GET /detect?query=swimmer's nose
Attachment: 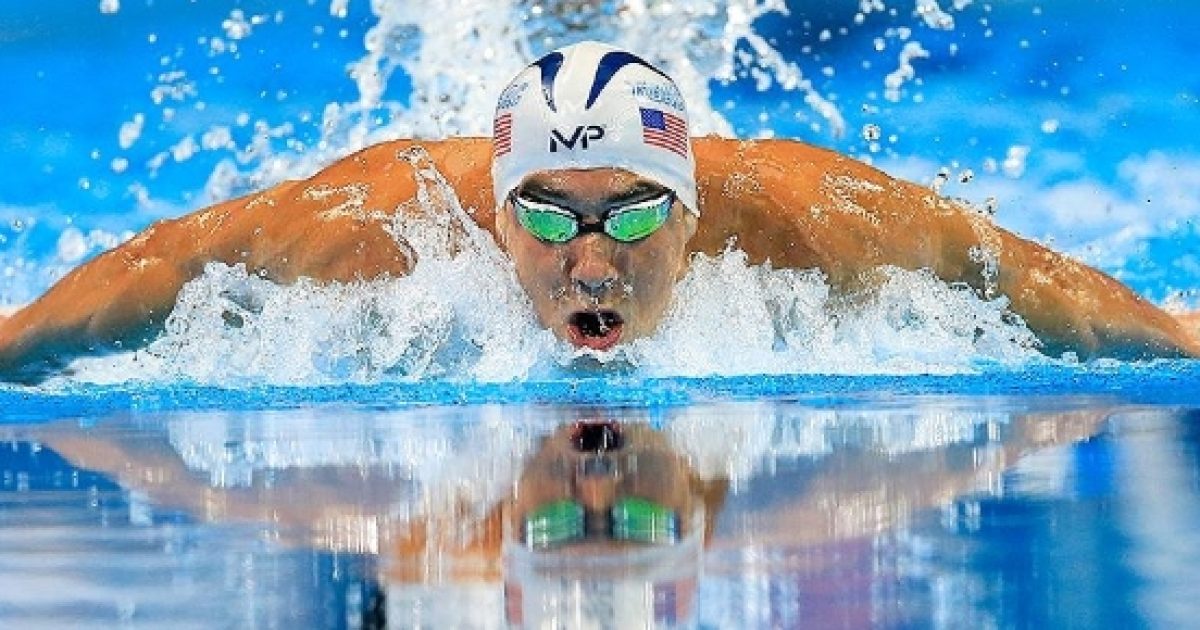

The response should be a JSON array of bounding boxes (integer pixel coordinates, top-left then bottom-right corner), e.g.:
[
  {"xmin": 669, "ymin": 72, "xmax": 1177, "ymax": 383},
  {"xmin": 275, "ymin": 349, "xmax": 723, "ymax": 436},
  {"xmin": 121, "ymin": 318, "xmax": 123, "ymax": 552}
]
[
  {"xmin": 570, "ymin": 422, "xmax": 623, "ymax": 527},
  {"xmin": 576, "ymin": 455, "xmax": 619, "ymax": 524},
  {"xmin": 568, "ymin": 239, "xmax": 620, "ymax": 298}
]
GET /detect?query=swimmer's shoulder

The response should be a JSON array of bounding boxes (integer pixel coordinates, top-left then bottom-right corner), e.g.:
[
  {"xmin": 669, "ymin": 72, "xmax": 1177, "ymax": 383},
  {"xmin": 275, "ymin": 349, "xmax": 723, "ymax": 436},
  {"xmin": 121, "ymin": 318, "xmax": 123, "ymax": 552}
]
[
  {"xmin": 691, "ymin": 137, "xmax": 912, "ymax": 194},
  {"xmin": 273, "ymin": 137, "xmax": 495, "ymax": 214}
]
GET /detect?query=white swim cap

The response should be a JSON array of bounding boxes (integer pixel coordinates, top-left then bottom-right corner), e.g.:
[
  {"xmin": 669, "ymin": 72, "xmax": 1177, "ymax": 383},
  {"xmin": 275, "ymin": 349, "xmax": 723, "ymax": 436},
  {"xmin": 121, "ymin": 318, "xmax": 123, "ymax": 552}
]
[{"xmin": 491, "ymin": 41, "xmax": 699, "ymax": 215}]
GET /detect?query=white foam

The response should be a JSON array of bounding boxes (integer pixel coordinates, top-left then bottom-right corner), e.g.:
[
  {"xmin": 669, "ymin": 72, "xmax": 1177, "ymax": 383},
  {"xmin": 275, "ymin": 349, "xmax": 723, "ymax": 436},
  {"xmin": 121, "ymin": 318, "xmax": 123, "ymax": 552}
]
[{"xmin": 61, "ymin": 164, "xmax": 1040, "ymax": 386}]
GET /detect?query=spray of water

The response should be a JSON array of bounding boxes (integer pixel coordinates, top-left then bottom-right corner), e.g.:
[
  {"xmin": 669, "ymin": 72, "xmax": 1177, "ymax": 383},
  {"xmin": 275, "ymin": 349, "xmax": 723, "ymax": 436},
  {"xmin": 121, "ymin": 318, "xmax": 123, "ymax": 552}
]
[
  {"xmin": 191, "ymin": 0, "xmax": 972, "ymax": 199},
  {"xmin": 61, "ymin": 153, "xmax": 1040, "ymax": 386},
  {"xmin": 49, "ymin": 0, "xmax": 1025, "ymax": 385}
]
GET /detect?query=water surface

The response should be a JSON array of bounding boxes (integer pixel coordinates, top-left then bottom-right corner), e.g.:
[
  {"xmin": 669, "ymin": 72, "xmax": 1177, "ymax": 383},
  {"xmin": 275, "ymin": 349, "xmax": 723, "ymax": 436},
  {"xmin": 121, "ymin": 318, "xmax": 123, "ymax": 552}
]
[{"xmin": 2, "ymin": 386, "xmax": 1198, "ymax": 628}]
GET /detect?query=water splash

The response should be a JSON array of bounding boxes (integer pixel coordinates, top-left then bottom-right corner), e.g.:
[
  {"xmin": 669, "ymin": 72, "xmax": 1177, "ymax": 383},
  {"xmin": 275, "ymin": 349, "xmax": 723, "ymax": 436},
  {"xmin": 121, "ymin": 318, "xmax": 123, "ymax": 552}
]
[
  {"xmin": 65, "ymin": 250, "xmax": 1040, "ymax": 382},
  {"xmin": 5, "ymin": 0, "xmax": 986, "ymax": 306},
  {"xmin": 61, "ymin": 165, "xmax": 1040, "ymax": 386},
  {"xmin": 19, "ymin": 0, "xmax": 1054, "ymax": 385},
  {"xmin": 163, "ymin": 0, "xmax": 973, "ymax": 203}
]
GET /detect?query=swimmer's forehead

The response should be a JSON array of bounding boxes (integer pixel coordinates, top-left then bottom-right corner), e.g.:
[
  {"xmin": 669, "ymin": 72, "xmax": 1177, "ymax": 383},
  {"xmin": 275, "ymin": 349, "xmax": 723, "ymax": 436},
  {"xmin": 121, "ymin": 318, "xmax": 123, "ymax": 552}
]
[{"xmin": 515, "ymin": 168, "xmax": 671, "ymax": 207}]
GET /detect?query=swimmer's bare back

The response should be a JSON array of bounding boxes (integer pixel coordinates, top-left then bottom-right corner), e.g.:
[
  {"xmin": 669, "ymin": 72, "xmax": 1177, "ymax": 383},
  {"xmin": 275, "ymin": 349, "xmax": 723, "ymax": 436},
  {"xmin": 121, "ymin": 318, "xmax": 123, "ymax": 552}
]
[{"xmin": 0, "ymin": 137, "xmax": 1196, "ymax": 381}]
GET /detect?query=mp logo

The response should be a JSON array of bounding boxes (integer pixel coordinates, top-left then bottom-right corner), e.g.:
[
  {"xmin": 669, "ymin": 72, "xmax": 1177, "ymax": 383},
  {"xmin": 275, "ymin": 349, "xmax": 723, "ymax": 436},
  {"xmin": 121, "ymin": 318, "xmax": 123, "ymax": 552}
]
[{"xmin": 549, "ymin": 125, "xmax": 605, "ymax": 152}]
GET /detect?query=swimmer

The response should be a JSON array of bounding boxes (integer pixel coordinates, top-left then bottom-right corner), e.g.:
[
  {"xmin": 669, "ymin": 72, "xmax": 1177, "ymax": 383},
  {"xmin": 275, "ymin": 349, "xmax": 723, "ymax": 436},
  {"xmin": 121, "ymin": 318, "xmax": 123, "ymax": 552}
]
[{"xmin": 0, "ymin": 41, "xmax": 1197, "ymax": 381}]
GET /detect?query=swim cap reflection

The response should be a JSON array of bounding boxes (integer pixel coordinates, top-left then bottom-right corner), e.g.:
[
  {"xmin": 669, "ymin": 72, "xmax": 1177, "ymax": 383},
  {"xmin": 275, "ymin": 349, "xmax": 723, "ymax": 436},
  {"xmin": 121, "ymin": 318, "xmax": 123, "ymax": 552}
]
[{"xmin": 491, "ymin": 41, "xmax": 699, "ymax": 216}]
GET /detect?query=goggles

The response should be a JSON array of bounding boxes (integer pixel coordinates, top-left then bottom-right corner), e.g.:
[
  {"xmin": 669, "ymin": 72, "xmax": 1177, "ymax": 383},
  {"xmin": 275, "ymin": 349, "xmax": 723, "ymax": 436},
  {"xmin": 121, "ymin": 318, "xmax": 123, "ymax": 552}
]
[
  {"xmin": 524, "ymin": 496, "xmax": 679, "ymax": 549},
  {"xmin": 511, "ymin": 191, "xmax": 675, "ymax": 243}
]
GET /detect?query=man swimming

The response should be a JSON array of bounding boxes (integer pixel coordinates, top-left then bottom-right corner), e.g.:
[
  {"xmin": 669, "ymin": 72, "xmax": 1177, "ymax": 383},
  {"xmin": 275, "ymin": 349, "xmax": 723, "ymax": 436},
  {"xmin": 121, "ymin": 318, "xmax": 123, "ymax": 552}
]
[{"xmin": 0, "ymin": 41, "xmax": 1196, "ymax": 381}]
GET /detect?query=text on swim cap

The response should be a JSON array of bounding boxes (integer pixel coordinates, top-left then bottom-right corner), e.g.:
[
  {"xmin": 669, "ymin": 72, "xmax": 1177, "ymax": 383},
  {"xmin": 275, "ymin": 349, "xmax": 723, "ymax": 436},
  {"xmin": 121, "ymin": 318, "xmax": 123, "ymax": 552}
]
[
  {"xmin": 549, "ymin": 125, "xmax": 605, "ymax": 152},
  {"xmin": 631, "ymin": 82, "xmax": 685, "ymax": 112},
  {"xmin": 497, "ymin": 81, "xmax": 530, "ymax": 110}
]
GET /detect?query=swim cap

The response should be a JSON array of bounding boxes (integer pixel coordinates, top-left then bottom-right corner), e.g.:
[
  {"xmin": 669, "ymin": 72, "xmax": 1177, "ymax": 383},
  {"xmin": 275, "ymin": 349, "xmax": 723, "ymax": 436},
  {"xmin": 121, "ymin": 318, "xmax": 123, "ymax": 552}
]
[{"xmin": 491, "ymin": 41, "xmax": 699, "ymax": 215}]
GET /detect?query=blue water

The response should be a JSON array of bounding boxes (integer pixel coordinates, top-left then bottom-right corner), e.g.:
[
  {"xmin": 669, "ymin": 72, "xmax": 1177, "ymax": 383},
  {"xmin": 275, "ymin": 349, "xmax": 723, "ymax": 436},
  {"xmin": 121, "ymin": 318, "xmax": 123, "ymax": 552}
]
[
  {"xmin": 1, "ymin": 0, "xmax": 1198, "ymax": 304},
  {"xmin": 2, "ymin": 362, "xmax": 1200, "ymax": 424},
  {"xmin": 2, "ymin": 395, "xmax": 1199, "ymax": 627},
  {"xmin": 3, "ymin": 1, "xmax": 1200, "ymax": 627}
]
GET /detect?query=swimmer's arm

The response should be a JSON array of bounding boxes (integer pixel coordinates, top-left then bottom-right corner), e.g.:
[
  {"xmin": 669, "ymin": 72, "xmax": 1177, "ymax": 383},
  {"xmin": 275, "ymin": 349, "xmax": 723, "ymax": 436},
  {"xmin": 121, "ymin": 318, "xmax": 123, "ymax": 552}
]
[
  {"xmin": 0, "ymin": 139, "xmax": 498, "ymax": 382},
  {"xmin": 0, "ymin": 182, "xmax": 412, "ymax": 381},
  {"xmin": 0, "ymin": 210, "xmax": 224, "ymax": 381},
  {"xmin": 0, "ymin": 190, "xmax": 282, "ymax": 380},
  {"xmin": 692, "ymin": 138, "xmax": 1200, "ymax": 359}
]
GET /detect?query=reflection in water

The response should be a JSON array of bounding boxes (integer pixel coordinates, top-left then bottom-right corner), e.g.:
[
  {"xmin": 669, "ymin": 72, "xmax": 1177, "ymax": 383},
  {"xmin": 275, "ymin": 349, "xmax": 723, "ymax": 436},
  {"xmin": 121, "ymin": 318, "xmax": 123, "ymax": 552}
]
[{"xmin": 0, "ymin": 399, "xmax": 1198, "ymax": 628}]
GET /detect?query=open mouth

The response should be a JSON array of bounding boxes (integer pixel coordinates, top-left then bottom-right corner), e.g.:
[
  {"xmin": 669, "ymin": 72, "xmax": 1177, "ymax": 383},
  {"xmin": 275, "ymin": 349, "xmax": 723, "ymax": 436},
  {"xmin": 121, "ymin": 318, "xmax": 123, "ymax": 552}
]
[{"xmin": 566, "ymin": 310, "xmax": 624, "ymax": 351}]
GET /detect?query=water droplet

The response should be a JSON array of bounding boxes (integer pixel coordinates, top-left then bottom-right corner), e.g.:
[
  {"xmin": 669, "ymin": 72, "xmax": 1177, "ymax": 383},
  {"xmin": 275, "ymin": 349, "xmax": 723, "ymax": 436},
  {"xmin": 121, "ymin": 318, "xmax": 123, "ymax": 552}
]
[{"xmin": 931, "ymin": 168, "xmax": 950, "ymax": 194}]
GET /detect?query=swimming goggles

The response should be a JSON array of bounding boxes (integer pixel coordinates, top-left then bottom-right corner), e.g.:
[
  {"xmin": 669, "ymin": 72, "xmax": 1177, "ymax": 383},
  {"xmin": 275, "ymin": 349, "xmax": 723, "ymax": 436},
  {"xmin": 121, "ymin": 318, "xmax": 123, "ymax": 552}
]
[
  {"xmin": 524, "ymin": 497, "xmax": 679, "ymax": 548},
  {"xmin": 511, "ymin": 190, "xmax": 675, "ymax": 243}
]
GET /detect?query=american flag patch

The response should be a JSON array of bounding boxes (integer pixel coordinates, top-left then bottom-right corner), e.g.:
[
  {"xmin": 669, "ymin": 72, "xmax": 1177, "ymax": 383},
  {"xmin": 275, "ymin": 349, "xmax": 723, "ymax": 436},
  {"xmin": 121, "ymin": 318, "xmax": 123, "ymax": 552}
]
[
  {"xmin": 493, "ymin": 112, "xmax": 513, "ymax": 156},
  {"xmin": 640, "ymin": 107, "xmax": 688, "ymax": 157}
]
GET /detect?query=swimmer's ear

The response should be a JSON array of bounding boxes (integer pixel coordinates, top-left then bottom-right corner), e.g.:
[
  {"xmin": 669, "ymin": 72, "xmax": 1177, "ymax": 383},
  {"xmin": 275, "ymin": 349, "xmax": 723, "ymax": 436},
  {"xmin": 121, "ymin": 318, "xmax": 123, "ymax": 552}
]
[
  {"xmin": 494, "ymin": 198, "xmax": 513, "ymax": 249},
  {"xmin": 681, "ymin": 208, "xmax": 698, "ymax": 240}
]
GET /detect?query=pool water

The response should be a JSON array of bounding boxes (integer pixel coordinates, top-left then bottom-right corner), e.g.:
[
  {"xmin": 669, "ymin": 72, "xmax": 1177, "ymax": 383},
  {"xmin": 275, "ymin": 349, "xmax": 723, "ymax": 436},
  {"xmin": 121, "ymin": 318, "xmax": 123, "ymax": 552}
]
[
  {"xmin": 3, "ymin": 1, "xmax": 1200, "ymax": 627},
  {"xmin": 2, "ymin": 387, "xmax": 1198, "ymax": 628}
]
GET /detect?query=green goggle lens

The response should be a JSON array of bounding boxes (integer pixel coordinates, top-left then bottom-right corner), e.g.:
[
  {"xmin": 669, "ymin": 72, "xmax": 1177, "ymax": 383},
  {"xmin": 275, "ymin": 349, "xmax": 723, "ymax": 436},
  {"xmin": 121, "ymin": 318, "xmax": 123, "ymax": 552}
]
[
  {"xmin": 604, "ymin": 198, "xmax": 672, "ymax": 242},
  {"xmin": 512, "ymin": 193, "xmax": 673, "ymax": 243},
  {"xmin": 611, "ymin": 497, "xmax": 679, "ymax": 544},
  {"xmin": 515, "ymin": 203, "xmax": 579, "ymax": 243},
  {"xmin": 524, "ymin": 499, "xmax": 585, "ymax": 548}
]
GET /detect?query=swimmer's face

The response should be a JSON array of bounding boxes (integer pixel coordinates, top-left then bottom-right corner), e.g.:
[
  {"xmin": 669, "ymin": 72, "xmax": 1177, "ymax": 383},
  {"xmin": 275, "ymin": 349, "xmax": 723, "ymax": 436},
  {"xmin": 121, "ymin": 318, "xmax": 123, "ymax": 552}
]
[
  {"xmin": 510, "ymin": 421, "xmax": 699, "ymax": 551},
  {"xmin": 497, "ymin": 168, "xmax": 697, "ymax": 351}
]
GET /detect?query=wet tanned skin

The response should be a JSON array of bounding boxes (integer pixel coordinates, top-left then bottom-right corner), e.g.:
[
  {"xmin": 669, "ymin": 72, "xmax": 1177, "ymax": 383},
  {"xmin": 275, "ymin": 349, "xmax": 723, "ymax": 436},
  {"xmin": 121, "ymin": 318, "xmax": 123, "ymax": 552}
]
[{"xmin": 0, "ymin": 137, "xmax": 1197, "ymax": 381}]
